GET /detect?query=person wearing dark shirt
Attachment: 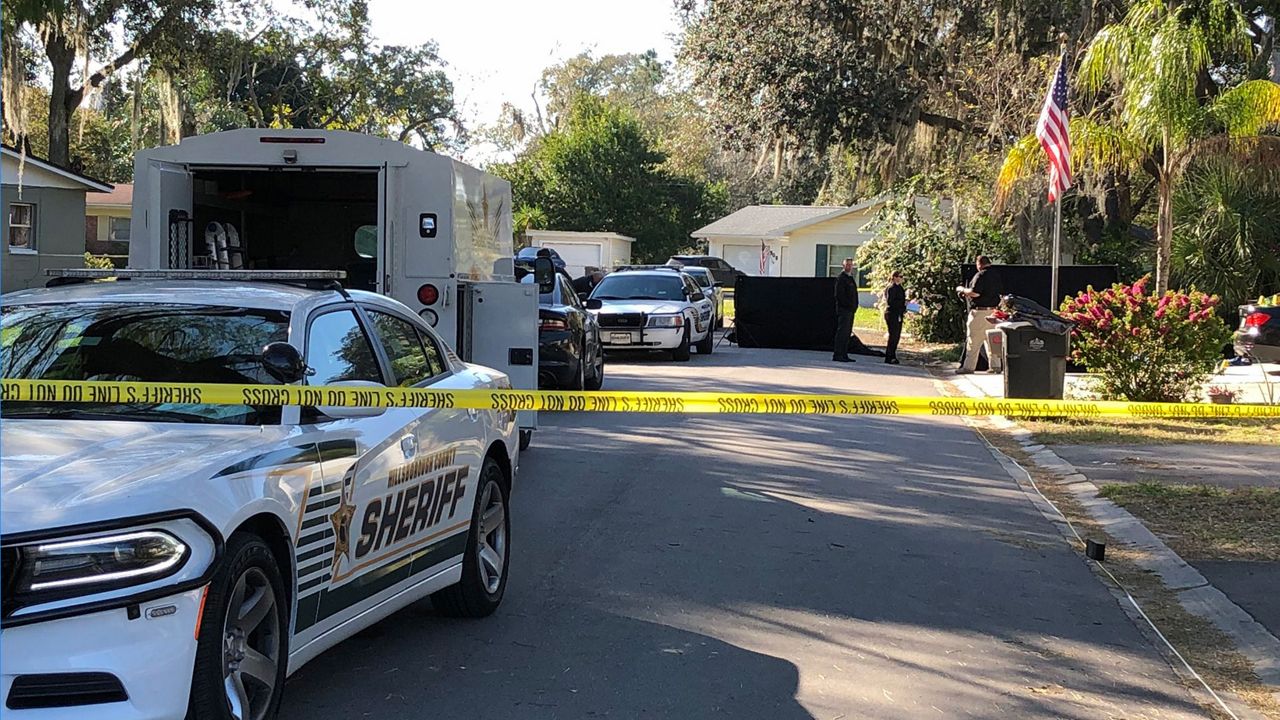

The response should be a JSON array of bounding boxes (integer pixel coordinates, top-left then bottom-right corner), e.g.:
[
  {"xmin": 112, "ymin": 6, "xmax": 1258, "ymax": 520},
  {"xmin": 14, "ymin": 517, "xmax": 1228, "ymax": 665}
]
[
  {"xmin": 955, "ymin": 255, "xmax": 1004, "ymax": 374},
  {"xmin": 833, "ymin": 258, "xmax": 858, "ymax": 363},
  {"xmin": 883, "ymin": 270, "xmax": 907, "ymax": 365},
  {"xmin": 572, "ymin": 270, "xmax": 604, "ymax": 296}
]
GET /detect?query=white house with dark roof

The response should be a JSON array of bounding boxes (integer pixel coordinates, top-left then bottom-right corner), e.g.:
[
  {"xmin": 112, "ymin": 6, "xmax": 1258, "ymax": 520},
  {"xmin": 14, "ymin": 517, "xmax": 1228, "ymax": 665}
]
[{"xmin": 692, "ymin": 196, "xmax": 950, "ymax": 278}]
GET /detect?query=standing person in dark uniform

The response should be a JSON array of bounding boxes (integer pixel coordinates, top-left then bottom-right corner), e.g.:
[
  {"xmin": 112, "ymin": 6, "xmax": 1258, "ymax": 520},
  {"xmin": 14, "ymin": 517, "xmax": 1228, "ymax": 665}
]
[
  {"xmin": 833, "ymin": 258, "xmax": 858, "ymax": 363},
  {"xmin": 955, "ymin": 255, "xmax": 1004, "ymax": 374},
  {"xmin": 572, "ymin": 270, "xmax": 604, "ymax": 296},
  {"xmin": 883, "ymin": 270, "xmax": 907, "ymax": 364}
]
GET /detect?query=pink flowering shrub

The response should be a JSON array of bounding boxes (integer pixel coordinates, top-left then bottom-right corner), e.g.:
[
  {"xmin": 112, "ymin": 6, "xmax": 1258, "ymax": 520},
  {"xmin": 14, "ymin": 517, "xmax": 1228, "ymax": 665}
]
[{"xmin": 1059, "ymin": 276, "xmax": 1231, "ymax": 402}]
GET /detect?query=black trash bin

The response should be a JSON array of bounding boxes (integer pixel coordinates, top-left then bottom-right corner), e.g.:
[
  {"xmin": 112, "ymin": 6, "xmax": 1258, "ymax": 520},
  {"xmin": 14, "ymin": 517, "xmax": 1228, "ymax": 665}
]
[{"xmin": 1001, "ymin": 322, "xmax": 1070, "ymax": 399}]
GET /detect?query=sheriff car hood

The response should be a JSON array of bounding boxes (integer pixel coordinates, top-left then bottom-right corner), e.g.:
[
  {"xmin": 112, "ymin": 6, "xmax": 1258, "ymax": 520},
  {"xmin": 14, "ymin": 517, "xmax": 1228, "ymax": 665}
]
[
  {"xmin": 1, "ymin": 419, "xmax": 296, "ymax": 534},
  {"xmin": 591, "ymin": 300, "xmax": 685, "ymax": 315}
]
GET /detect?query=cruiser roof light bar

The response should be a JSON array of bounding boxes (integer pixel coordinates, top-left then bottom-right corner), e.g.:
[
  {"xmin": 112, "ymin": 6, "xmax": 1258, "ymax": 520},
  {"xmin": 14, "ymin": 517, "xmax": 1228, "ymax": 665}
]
[{"xmin": 45, "ymin": 269, "xmax": 347, "ymax": 281}]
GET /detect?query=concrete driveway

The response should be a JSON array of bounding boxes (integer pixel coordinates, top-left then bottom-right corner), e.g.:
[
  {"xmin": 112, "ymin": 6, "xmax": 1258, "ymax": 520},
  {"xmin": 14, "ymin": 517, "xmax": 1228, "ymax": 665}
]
[{"xmin": 281, "ymin": 343, "xmax": 1207, "ymax": 719}]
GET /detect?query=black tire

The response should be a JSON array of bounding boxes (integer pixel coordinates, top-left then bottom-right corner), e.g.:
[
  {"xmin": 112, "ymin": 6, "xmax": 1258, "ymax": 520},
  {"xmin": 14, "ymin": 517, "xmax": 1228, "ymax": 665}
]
[
  {"xmin": 695, "ymin": 326, "xmax": 714, "ymax": 355},
  {"xmin": 432, "ymin": 456, "xmax": 511, "ymax": 618},
  {"xmin": 584, "ymin": 344, "xmax": 604, "ymax": 391},
  {"xmin": 187, "ymin": 534, "xmax": 288, "ymax": 720},
  {"xmin": 672, "ymin": 327, "xmax": 692, "ymax": 361},
  {"xmin": 518, "ymin": 428, "xmax": 532, "ymax": 451}
]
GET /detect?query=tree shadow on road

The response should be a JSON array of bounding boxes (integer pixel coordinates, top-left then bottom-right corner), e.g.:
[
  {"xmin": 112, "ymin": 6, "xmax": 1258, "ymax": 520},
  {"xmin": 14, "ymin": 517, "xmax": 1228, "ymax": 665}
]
[{"xmin": 282, "ymin": 604, "xmax": 813, "ymax": 720}]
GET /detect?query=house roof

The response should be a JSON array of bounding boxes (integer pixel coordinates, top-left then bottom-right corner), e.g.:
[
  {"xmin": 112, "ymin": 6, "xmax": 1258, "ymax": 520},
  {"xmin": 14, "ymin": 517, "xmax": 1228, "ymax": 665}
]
[
  {"xmin": 692, "ymin": 196, "xmax": 892, "ymax": 239},
  {"xmin": 1, "ymin": 145, "xmax": 113, "ymax": 193},
  {"xmin": 692, "ymin": 195, "xmax": 954, "ymax": 239},
  {"xmin": 526, "ymin": 229, "xmax": 636, "ymax": 243},
  {"xmin": 87, "ymin": 182, "xmax": 133, "ymax": 207}
]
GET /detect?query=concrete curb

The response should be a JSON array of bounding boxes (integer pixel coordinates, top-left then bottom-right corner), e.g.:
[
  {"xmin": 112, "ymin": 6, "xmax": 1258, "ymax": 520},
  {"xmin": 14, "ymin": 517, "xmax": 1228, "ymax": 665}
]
[{"xmin": 950, "ymin": 374, "xmax": 1280, "ymax": 701}]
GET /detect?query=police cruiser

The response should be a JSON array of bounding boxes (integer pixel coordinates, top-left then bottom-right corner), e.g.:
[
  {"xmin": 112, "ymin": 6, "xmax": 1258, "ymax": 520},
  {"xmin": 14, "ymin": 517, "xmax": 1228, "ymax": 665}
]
[
  {"xmin": 586, "ymin": 267, "xmax": 716, "ymax": 360},
  {"xmin": 1, "ymin": 270, "xmax": 519, "ymax": 720}
]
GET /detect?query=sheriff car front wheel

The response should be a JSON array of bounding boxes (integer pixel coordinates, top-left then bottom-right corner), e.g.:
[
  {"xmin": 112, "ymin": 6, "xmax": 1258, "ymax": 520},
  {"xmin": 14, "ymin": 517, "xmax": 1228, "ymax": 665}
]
[
  {"xmin": 431, "ymin": 456, "xmax": 510, "ymax": 617},
  {"xmin": 188, "ymin": 534, "xmax": 288, "ymax": 720}
]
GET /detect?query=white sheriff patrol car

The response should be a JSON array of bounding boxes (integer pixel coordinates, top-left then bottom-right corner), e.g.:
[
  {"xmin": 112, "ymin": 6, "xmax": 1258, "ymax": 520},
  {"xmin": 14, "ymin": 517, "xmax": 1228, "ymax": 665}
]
[
  {"xmin": 586, "ymin": 268, "xmax": 716, "ymax": 360},
  {"xmin": 0, "ymin": 271, "xmax": 517, "ymax": 719}
]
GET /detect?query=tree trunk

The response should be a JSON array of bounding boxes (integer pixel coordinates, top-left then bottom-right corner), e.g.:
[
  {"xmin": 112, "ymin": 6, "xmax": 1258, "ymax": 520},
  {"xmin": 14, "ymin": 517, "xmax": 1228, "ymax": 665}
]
[
  {"xmin": 1155, "ymin": 174, "xmax": 1173, "ymax": 292},
  {"xmin": 45, "ymin": 32, "xmax": 77, "ymax": 167},
  {"xmin": 131, "ymin": 73, "xmax": 142, "ymax": 151}
]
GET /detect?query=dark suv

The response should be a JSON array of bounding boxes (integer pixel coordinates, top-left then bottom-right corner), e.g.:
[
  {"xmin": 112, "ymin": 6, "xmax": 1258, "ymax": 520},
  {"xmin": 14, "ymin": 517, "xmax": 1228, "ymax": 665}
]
[{"xmin": 667, "ymin": 255, "xmax": 746, "ymax": 287}]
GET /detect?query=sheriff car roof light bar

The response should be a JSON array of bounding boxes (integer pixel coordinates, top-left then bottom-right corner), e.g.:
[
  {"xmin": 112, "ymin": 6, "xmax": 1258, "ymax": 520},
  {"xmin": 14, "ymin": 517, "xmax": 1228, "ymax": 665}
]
[{"xmin": 45, "ymin": 269, "xmax": 348, "ymax": 281}]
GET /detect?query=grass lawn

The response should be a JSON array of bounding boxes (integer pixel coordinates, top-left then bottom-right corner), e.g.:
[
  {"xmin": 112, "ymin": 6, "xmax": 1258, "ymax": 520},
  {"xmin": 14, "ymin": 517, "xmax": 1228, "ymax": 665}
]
[
  {"xmin": 1099, "ymin": 482, "xmax": 1280, "ymax": 561},
  {"xmin": 853, "ymin": 306, "xmax": 886, "ymax": 331},
  {"xmin": 721, "ymin": 295, "xmax": 885, "ymax": 332},
  {"xmin": 1022, "ymin": 416, "xmax": 1280, "ymax": 446}
]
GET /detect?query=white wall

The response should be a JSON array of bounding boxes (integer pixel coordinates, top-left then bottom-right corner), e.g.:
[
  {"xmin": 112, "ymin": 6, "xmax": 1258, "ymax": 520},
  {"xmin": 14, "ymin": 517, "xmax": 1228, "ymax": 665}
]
[{"xmin": 608, "ymin": 236, "xmax": 632, "ymax": 269}]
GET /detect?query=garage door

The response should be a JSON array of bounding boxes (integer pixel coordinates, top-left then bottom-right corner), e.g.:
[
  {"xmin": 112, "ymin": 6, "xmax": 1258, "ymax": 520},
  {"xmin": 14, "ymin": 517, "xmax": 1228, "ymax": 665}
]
[
  {"xmin": 543, "ymin": 242, "xmax": 602, "ymax": 277},
  {"xmin": 724, "ymin": 244, "xmax": 761, "ymax": 276}
]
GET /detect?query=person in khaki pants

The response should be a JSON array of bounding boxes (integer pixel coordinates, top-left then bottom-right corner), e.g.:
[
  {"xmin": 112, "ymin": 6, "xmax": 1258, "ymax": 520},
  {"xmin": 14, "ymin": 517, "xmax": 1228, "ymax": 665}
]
[{"xmin": 955, "ymin": 255, "xmax": 1003, "ymax": 374}]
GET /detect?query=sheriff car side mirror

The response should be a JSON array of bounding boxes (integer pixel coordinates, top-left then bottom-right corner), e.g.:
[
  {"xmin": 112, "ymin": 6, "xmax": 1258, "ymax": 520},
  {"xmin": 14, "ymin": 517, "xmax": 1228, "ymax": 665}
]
[
  {"xmin": 584, "ymin": 298, "xmax": 603, "ymax": 310},
  {"xmin": 690, "ymin": 291, "xmax": 706, "ymax": 301},
  {"xmin": 533, "ymin": 257, "xmax": 556, "ymax": 294},
  {"xmin": 261, "ymin": 342, "xmax": 308, "ymax": 384}
]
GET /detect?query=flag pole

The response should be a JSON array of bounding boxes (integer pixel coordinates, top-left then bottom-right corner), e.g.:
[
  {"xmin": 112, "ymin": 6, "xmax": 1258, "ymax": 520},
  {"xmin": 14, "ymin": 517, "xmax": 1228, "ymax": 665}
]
[
  {"xmin": 1051, "ymin": 34, "xmax": 1068, "ymax": 311},
  {"xmin": 1051, "ymin": 194, "xmax": 1061, "ymax": 308}
]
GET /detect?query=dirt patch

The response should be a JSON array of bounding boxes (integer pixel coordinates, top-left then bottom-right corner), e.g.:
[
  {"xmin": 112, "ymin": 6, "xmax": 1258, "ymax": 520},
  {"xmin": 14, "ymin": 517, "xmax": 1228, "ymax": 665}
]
[{"xmin": 1021, "ymin": 416, "xmax": 1280, "ymax": 446}]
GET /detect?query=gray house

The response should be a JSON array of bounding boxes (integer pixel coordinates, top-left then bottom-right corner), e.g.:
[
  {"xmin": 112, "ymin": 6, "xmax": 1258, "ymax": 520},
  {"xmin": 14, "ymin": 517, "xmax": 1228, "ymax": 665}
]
[{"xmin": 2, "ymin": 146, "xmax": 113, "ymax": 293}]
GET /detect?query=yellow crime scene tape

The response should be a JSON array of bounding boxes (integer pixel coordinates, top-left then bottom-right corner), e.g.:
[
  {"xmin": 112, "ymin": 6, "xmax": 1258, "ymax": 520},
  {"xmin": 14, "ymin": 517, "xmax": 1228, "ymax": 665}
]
[{"xmin": 3, "ymin": 378, "xmax": 1279, "ymax": 419}]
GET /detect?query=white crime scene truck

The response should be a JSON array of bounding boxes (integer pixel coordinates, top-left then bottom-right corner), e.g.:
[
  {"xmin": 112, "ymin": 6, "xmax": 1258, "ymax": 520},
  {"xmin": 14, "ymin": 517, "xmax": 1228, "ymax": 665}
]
[{"xmin": 127, "ymin": 128, "xmax": 540, "ymax": 447}]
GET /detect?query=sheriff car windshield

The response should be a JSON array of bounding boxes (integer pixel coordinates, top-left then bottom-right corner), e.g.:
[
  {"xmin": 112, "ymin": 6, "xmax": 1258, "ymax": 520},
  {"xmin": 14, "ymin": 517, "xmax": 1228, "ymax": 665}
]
[
  {"xmin": 591, "ymin": 274, "xmax": 686, "ymax": 301},
  {"xmin": 1, "ymin": 303, "xmax": 289, "ymax": 425}
]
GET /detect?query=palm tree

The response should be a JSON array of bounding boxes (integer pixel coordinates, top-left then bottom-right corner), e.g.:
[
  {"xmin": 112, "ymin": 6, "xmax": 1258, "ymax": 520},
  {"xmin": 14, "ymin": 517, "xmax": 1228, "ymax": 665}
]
[
  {"xmin": 512, "ymin": 204, "xmax": 549, "ymax": 248},
  {"xmin": 996, "ymin": 0, "xmax": 1280, "ymax": 293},
  {"xmin": 1173, "ymin": 146, "xmax": 1280, "ymax": 308}
]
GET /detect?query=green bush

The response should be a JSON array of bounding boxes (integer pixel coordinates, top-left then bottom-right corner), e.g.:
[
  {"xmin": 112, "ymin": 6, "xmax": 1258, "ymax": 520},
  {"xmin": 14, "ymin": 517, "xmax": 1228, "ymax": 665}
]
[
  {"xmin": 1060, "ymin": 276, "xmax": 1231, "ymax": 402},
  {"xmin": 83, "ymin": 252, "xmax": 114, "ymax": 269},
  {"xmin": 857, "ymin": 196, "xmax": 1018, "ymax": 343}
]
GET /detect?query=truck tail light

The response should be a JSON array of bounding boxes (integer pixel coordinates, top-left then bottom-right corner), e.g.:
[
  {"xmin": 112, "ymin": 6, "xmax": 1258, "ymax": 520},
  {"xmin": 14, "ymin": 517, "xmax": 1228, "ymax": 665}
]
[
  {"xmin": 417, "ymin": 284, "xmax": 439, "ymax": 306},
  {"xmin": 1244, "ymin": 312, "xmax": 1270, "ymax": 328}
]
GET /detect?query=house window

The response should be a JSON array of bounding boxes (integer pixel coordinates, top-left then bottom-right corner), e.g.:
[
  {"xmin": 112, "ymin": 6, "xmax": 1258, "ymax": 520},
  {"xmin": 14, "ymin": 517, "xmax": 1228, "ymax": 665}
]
[
  {"xmin": 109, "ymin": 217, "xmax": 130, "ymax": 243},
  {"xmin": 9, "ymin": 203, "xmax": 35, "ymax": 251},
  {"xmin": 826, "ymin": 245, "xmax": 857, "ymax": 277}
]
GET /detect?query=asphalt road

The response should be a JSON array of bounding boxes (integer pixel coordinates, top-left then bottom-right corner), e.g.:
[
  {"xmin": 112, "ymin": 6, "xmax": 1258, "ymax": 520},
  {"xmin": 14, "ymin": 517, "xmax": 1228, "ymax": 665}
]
[{"xmin": 281, "ymin": 343, "xmax": 1207, "ymax": 720}]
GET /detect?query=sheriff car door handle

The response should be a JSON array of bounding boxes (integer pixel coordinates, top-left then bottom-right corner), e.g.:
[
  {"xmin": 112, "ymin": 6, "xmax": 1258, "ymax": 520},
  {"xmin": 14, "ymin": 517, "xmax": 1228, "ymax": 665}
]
[
  {"xmin": 400, "ymin": 434, "xmax": 417, "ymax": 459},
  {"xmin": 466, "ymin": 408, "xmax": 480, "ymax": 421}
]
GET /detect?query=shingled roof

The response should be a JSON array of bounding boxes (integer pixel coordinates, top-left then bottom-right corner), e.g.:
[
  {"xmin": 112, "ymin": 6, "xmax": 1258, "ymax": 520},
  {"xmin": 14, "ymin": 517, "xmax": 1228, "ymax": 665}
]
[{"xmin": 692, "ymin": 196, "xmax": 894, "ymax": 239}]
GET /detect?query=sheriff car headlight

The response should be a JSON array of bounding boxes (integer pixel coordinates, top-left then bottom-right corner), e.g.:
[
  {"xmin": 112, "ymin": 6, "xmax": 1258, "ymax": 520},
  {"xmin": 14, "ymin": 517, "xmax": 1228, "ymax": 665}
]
[
  {"xmin": 2, "ymin": 513, "xmax": 219, "ymax": 626},
  {"xmin": 15, "ymin": 530, "xmax": 188, "ymax": 594},
  {"xmin": 647, "ymin": 314, "xmax": 684, "ymax": 328}
]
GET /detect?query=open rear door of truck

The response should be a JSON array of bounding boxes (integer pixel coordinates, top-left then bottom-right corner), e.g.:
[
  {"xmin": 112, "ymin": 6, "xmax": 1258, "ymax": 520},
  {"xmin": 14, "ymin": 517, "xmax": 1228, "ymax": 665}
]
[
  {"xmin": 462, "ymin": 281, "xmax": 539, "ymax": 435},
  {"xmin": 134, "ymin": 160, "xmax": 194, "ymax": 269}
]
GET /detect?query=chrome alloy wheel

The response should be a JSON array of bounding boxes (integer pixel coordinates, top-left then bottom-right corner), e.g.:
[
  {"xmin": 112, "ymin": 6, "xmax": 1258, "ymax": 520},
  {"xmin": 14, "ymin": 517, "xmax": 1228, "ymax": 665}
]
[
  {"xmin": 221, "ymin": 567, "xmax": 281, "ymax": 720},
  {"xmin": 477, "ymin": 479, "xmax": 507, "ymax": 594}
]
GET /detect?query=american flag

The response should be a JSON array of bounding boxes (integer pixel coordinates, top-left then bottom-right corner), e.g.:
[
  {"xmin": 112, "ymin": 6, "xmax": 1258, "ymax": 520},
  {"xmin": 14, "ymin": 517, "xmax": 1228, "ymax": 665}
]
[
  {"xmin": 759, "ymin": 240, "xmax": 777, "ymax": 276},
  {"xmin": 1036, "ymin": 55, "xmax": 1073, "ymax": 202}
]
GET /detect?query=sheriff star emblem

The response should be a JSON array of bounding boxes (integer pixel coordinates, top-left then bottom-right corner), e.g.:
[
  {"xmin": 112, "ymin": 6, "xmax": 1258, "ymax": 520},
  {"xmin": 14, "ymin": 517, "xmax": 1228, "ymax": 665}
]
[{"xmin": 329, "ymin": 493, "xmax": 356, "ymax": 576}]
